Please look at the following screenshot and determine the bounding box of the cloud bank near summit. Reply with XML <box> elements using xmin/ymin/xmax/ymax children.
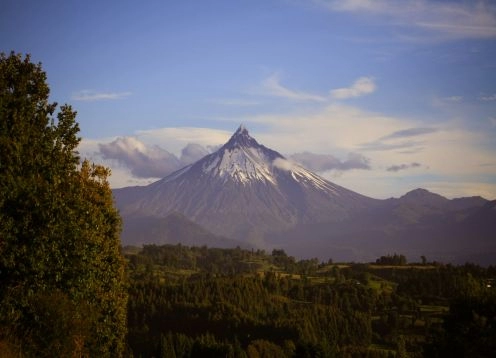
<box><xmin>95</xmin><ymin>135</ymin><xmax>372</xmax><ymax>180</ymax></box>
<box><xmin>289</xmin><ymin>152</ymin><xmax>370</xmax><ymax>172</ymax></box>
<box><xmin>99</xmin><ymin>138</ymin><xmax>210</xmax><ymax>178</ymax></box>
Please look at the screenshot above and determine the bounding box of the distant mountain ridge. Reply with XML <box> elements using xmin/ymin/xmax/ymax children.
<box><xmin>270</xmin><ymin>188</ymin><xmax>495</xmax><ymax>264</ymax></box>
<box><xmin>114</xmin><ymin>126</ymin><xmax>496</xmax><ymax>265</ymax></box>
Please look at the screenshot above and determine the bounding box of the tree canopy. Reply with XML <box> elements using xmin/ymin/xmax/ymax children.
<box><xmin>0</xmin><ymin>52</ymin><xmax>126</xmax><ymax>357</ymax></box>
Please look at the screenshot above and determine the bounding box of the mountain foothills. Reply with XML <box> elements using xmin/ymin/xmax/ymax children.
<box><xmin>114</xmin><ymin>126</ymin><xmax>496</xmax><ymax>265</ymax></box>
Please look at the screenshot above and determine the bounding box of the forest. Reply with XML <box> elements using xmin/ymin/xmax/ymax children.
<box><xmin>124</xmin><ymin>244</ymin><xmax>496</xmax><ymax>357</ymax></box>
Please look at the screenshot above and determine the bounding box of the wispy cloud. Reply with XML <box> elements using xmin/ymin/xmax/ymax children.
<box><xmin>479</xmin><ymin>93</ymin><xmax>496</xmax><ymax>101</ymax></box>
<box><xmin>208</xmin><ymin>98</ymin><xmax>261</xmax><ymax>107</ymax></box>
<box><xmin>290</xmin><ymin>151</ymin><xmax>370</xmax><ymax>172</ymax></box>
<box><xmin>331</xmin><ymin>77</ymin><xmax>376</xmax><ymax>99</ymax></box>
<box><xmin>432</xmin><ymin>95</ymin><xmax>465</xmax><ymax>108</ymax></box>
<box><xmin>260</xmin><ymin>73</ymin><xmax>376</xmax><ymax>102</ymax></box>
<box><xmin>360</xmin><ymin>127</ymin><xmax>437</xmax><ymax>152</ymax></box>
<box><xmin>262</xmin><ymin>73</ymin><xmax>327</xmax><ymax>102</ymax></box>
<box><xmin>442</xmin><ymin>96</ymin><xmax>463</xmax><ymax>102</ymax></box>
<box><xmin>136</xmin><ymin>127</ymin><xmax>230</xmax><ymax>154</ymax></box>
<box><xmin>386</xmin><ymin>162</ymin><xmax>422</xmax><ymax>172</ymax></box>
<box><xmin>315</xmin><ymin>0</ymin><xmax>496</xmax><ymax>40</ymax></box>
<box><xmin>381</xmin><ymin>127</ymin><xmax>439</xmax><ymax>140</ymax></box>
<box><xmin>360</xmin><ymin>140</ymin><xmax>423</xmax><ymax>152</ymax></box>
<box><xmin>72</xmin><ymin>90</ymin><xmax>132</xmax><ymax>101</ymax></box>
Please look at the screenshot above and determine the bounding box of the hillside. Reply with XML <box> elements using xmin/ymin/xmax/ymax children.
<box><xmin>125</xmin><ymin>244</ymin><xmax>496</xmax><ymax>357</ymax></box>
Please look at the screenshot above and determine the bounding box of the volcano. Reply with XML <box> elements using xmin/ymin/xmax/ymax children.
<box><xmin>114</xmin><ymin>125</ymin><xmax>375</xmax><ymax>245</ymax></box>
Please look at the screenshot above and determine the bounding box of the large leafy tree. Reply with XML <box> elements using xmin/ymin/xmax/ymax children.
<box><xmin>0</xmin><ymin>52</ymin><xmax>126</xmax><ymax>357</ymax></box>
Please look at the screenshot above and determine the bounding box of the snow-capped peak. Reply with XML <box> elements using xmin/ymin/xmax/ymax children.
<box><xmin>195</xmin><ymin>125</ymin><xmax>338</xmax><ymax>193</ymax></box>
<box><xmin>157</xmin><ymin>125</ymin><xmax>346</xmax><ymax>197</ymax></box>
<box><xmin>223</xmin><ymin>124</ymin><xmax>260</xmax><ymax>150</ymax></box>
<box><xmin>201</xmin><ymin>125</ymin><xmax>279</xmax><ymax>184</ymax></box>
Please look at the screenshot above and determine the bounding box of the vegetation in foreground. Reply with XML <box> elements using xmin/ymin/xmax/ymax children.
<box><xmin>0</xmin><ymin>52</ymin><xmax>127</xmax><ymax>357</ymax></box>
<box><xmin>125</xmin><ymin>245</ymin><xmax>496</xmax><ymax>357</ymax></box>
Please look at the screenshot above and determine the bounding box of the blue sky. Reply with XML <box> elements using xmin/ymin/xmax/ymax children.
<box><xmin>2</xmin><ymin>0</ymin><xmax>496</xmax><ymax>199</ymax></box>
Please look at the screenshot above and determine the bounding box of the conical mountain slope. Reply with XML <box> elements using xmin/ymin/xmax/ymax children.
<box><xmin>114</xmin><ymin>126</ymin><xmax>376</xmax><ymax>244</ymax></box>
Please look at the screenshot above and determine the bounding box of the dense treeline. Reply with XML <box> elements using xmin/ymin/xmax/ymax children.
<box><xmin>124</xmin><ymin>245</ymin><xmax>496</xmax><ymax>357</ymax></box>
<box><xmin>375</xmin><ymin>254</ymin><xmax>407</xmax><ymax>266</ymax></box>
<box><xmin>393</xmin><ymin>264</ymin><xmax>496</xmax><ymax>299</ymax></box>
<box><xmin>126</xmin><ymin>248</ymin><xmax>374</xmax><ymax>356</ymax></box>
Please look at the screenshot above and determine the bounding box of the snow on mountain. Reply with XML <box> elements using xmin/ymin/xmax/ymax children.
<box><xmin>114</xmin><ymin>125</ymin><xmax>375</xmax><ymax>245</ymax></box>
<box><xmin>200</xmin><ymin>126</ymin><xmax>278</xmax><ymax>185</ymax></box>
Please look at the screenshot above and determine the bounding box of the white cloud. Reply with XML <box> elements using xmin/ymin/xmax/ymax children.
<box><xmin>381</xmin><ymin>127</ymin><xmax>439</xmax><ymax>140</ymax></box>
<box><xmin>479</xmin><ymin>94</ymin><xmax>496</xmax><ymax>101</ymax></box>
<box><xmin>262</xmin><ymin>73</ymin><xmax>327</xmax><ymax>102</ymax></box>
<box><xmin>94</xmin><ymin>136</ymin><xmax>214</xmax><ymax>180</ymax></box>
<box><xmin>72</xmin><ymin>90</ymin><xmax>132</xmax><ymax>101</ymax></box>
<box><xmin>316</xmin><ymin>0</ymin><xmax>496</xmax><ymax>40</ymax></box>
<box><xmin>78</xmin><ymin>128</ymin><xmax>232</xmax><ymax>188</ymax></box>
<box><xmin>442</xmin><ymin>96</ymin><xmax>463</xmax><ymax>102</ymax></box>
<box><xmin>386</xmin><ymin>162</ymin><xmax>422</xmax><ymax>172</ymax></box>
<box><xmin>208</xmin><ymin>98</ymin><xmax>261</xmax><ymax>106</ymax></box>
<box><xmin>78</xmin><ymin>127</ymin><xmax>229</xmax><ymax>188</ymax></box>
<box><xmin>290</xmin><ymin>152</ymin><xmax>370</xmax><ymax>172</ymax></box>
<box><xmin>273</xmin><ymin>158</ymin><xmax>299</xmax><ymax>171</ymax></box>
<box><xmin>180</xmin><ymin>143</ymin><xmax>210</xmax><ymax>164</ymax></box>
<box><xmin>256</xmin><ymin>73</ymin><xmax>377</xmax><ymax>103</ymax></box>
<box><xmin>78</xmin><ymin>138</ymin><xmax>156</xmax><ymax>187</ymax></box>
<box><xmin>331</xmin><ymin>77</ymin><xmax>376</xmax><ymax>99</ymax></box>
<box><xmin>136</xmin><ymin>127</ymin><xmax>231</xmax><ymax>154</ymax></box>
<box><xmin>79</xmin><ymin>104</ymin><xmax>496</xmax><ymax>199</ymax></box>
<box><xmin>248</xmin><ymin>103</ymin><xmax>407</xmax><ymax>153</ymax></box>
<box><xmin>432</xmin><ymin>95</ymin><xmax>465</xmax><ymax>108</ymax></box>
<box><xmin>360</xmin><ymin>127</ymin><xmax>438</xmax><ymax>152</ymax></box>
<box><xmin>99</xmin><ymin>137</ymin><xmax>181</xmax><ymax>178</ymax></box>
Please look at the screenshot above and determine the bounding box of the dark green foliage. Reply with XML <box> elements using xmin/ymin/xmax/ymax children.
<box><xmin>11</xmin><ymin>290</ymin><xmax>93</xmax><ymax>357</ymax></box>
<box><xmin>126</xmin><ymin>245</ymin><xmax>377</xmax><ymax>356</ymax></box>
<box><xmin>376</xmin><ymin>254</ymin><xmax>407</xmax><ymax>266</ymax></box>
<box><xmin>125</xmin><ymin>245</ymin><xmax>496</xmax><ymax>357</ymax></box>
<box><xmin>393</xmin><ymin>263</ymin><xmax>487</xmax><ymax>299</ymax></box>
<box><xmin>424</xmin><ymin>293</ymin><xmax>496</xmax><ymax>357</ymax></box>
<box><xmin>0</xmin><ymin>52</ymin><xmax>126</xmax><ymax>356</ymax></box>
